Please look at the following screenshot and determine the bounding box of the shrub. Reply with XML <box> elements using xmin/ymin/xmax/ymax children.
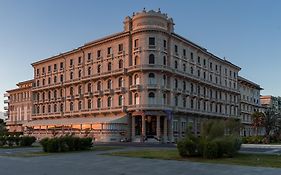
<box><xmin>177</xmin><ymin>138</ymin><xmax>198</xmax><ymax>157</ymax></box>
<box><xmin>40</xmin><ymin>136</ymin><xmax>93</xmax><ymax>153</ymax></box>
<box><xmin>20</xmin><ymin>136</ymin><xmax>36</xmax><ymax>147</ymax></box>
<box><xmin>203</xmin><ymin>141</ymin><xmax>219</xmax><ymax>159</ymax></box>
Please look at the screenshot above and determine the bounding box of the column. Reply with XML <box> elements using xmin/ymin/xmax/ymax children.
<box><xmin>168</xmin><ymin>118</ymin><xmax>174</xmax><ymax>143</ymax></box>
<box><xmin>156</xmin><ymin>116</ymin><xmax>161</xmax><ymax>139</ymax></box>
<box><xmin>163</xmin><ymin>117</ymin><xmax>168</xmax><ymax>142</ymax></box>
<box><xmin>141</xmin><ymin>115</ymin><xmax>146</xmax><ymax>142</ymax></box>
<box><xmin>178</xmin><ymin>118</ymin><xmax>182</xmax><ymax>139</ymax></box>
<box><xmin>131</xmin><ymin>116</ymin><xmax>135</xmax><ymax>141</ymax></box>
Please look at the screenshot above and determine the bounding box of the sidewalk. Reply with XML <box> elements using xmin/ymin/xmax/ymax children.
<box><xmin>242</xmin><ymin>144</ymin><xmax>281</xmax><ymax>149</ymax></box>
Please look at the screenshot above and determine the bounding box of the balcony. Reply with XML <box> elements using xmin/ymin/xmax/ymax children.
<box><xmin>115</xmin><ymin>87</ymin><xmax>126</xmax><ymax>93</ymax></box>
<box><xmin>129</xmin><ymin>84</ymin><xmax>141</xmax><ymax>91</ymax></box>
<box><xmin>93</xmin><ymin>90</ymin><xmax>103</xmax><ymax>96</ymax></box>
<box><xmin>107</xmin><ymin>54</ymin><xmax>113</xmax><ymax>59</ymax></box>
<box><xmin>75</xmin><ymin>94</ymin><xmax>84</xmax><ymax>99</ymax></box>
<box><xmin>133</xmin><ymin>47</ymin><xmax>141</xmax><ymax>52</ymax></box>
<box><xmin>4</xmin><ymin>106</ymin><xmax>8</xmax><ymax>110</ymax></box>
<box><xmin>4</xmin><ymin>99</ymin><xmax>9</xmax><ymax>104</ymax></box>
<box><xmin>103</xmin><ymin>89</ymin><xmax>114</xmax><ymax>95</ymax></box>
<box><xmin>84</xmin><ymin>92</ymin><xmax>93</xmax><ymax>98</ymax></box>
<box><xmin>4</xmin><ymin>93</ymin><xmax>9</xmax><ymax>97</ymax></box>
<box><xmin>66</xmin><ymin>95</ymin><xmax>74</xmax><ymax>101</ymax></box>
<box><xmin>147</xmin><ymin>84</ymin><xmax>158</xmax><ymax>89</ymax></box>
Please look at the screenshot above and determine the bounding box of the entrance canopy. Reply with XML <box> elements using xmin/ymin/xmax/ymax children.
<box><xmin>132</xmin><ymin>110</ymin><xmax>166</xmax><ymax>116</ymax></box>
<box><xmin>23</xmin><ymin>116</ymin><xmax>128</xmax><ymax>127</ymax></box>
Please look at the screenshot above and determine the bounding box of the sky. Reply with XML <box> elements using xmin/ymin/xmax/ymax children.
<box><xmin>0</xmin><ymin>0</ymin><xmax>281</xmax><ymax>113</ymax></box>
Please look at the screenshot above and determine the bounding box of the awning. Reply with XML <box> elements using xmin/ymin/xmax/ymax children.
<box><xmin>23</xmin><ymin>115</ymin><xmax>128</xmax><ymax>127</ymax></box>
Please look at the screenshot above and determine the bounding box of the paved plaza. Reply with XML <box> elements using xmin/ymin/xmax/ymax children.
<box><xmin>0</xmin><ymin>146</ymin><xmax>281</xmax><ymax>175</ymax></box>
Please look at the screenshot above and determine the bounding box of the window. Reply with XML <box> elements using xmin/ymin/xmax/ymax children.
<box><xmin>183</xmin><ymin>97</ymin><xmax>186</xmax><ymax>107</ymax></box>
<box><xmin>118</xmin><ymin>44</ymin><xmax>123</xmax><ymax>52</ymax></box>
<box><xmin>42</xmin><ymin>67</ymin><xmax>45</xmax><ymax>74</ymax></box>
<box><xmin>183</xmin><ymin>81</ymin><xmax>186</xmax><ymax>90</ymax></box>
<box><xmin>163</xmin><ymin>40</ymin><xmax>167</xmax><ymax>49</ymax></box>
<box><xmin>108</xmin><ymin>62</ymin><xmax>112</xmax><ymax>71</ymax></box>
<box><xmin>149</xmin><ymin>54</ymin><xmax>155</xmax><ymax>64</ymax></box>
<box><xmin>197</xmin><ymin>70</ymin><xmax>200</xmax><ymax>77</ymax></box>
<box><xmin>42</xmin><ymin>79</ymin><xmax>45</xmax><ymax>86</ymax></box>
<box><xmin>54</xmin><ymin>104</ymin><xmax>57</xmax><ymax>113</ymax></box>
<box><xmin>70</xmin><ymin>102</ymin><xmax>74</xmax><ymax>111</ymax></box>
<box><xmin>78</xmin><ymin>85</ymin><xmax>82</xmax><ymax>95</ymax></box>
<box><xmin>134</xmin><ymin>93</ymin><xmax>140</xmax><ymax>105</ymax></box>
<box><xmin>174</xmin><ymin>60</ymin><xmax>178</xmax><ymax>69</ymax></box>
<box><xmin>163</xmin><ymin>56</ymin><xmax>166</xmax><ymax>65</ymax></box>
<box><xmin>60</xmin><ymin>74</ymin><xmax>63</xmax><ymax>82</ymax></box>
<box><xmin>174</xmin><ymin>45</ymin><xmax>178</xmax><ymax>54</ymax></box>
<box><xmin>118</xmin><ymin>95</ymin><xmax>123</xmax><ymax>106</ymax></box>
<box><xmin>174</xmin><ymin>95</ymin><xmax>178</xmax><ymax>106</ymax></box>
<box><xmin>134</xmin><ymin>74</ymin><xmax>140</xmax><ymax>85</ymax></box>
<box><xmin>191</xmin><ymin>83</ymin><xmax>194</xmax><ymax>93</ymax></box>
<box><xmin>88</xmin><ymin>67</ymin><xmax>91</xmax><ymax>75</ymax></box>
<box><xmin>78</xmin><ymin>70</ymin><xmax>82</xmax><ymax>78</ymax></box>
<box><xmin>88</xmin><ymin>99</ymin><xmax>92</xmax><ymax>109</ymax></box>
<box><xmin>162</xmin><ymin>93</ymin><xmax>166</xmax><ymax>105</ymax></box>
<box><xmin>107</xmin><ymin>79</ymin><xmax>112</xmax><ymax>89</ymax></box>
<box><xmin>197</xmin><ymin>56</ymin><xmax>200</xmax><ymax>64</ymax></box>
<box><xmin>107</xmin><ymin>96</ymin><xmax>112</xmax><ymax>107</ymax></box>
<box><xmin>134</xmin><ymin>56</ymin><xmax>139</xmax><ymax>65</ymax></box>
<box><xmin>148</xmin><ymin>92</ymin><xmax>155</xmax><ymax>104</ymax></box>
<box><xmin>78</xmin><ymin>101</ymin><xmax>82</xmax><ymax>110</ymax></box>
<box><xmin>118</xmin><ymin>77</ymin><xmax>123</xmax><ymax>87</ymax></box>
<box><xmin>190</xmin><ymin>67</ymin><xmax>193</xmax><ymax>74</ymax></box>
<box><xmin>203</xmin><ymin>59</ymin><xmax>206</xmax><ymax>66</ymax></box>
<box><xmin>190</xmin><ymin>52</ymin><xmax>193</xmax><ymax>60</ymax></box>
<box><xmin>53</xmin><ymin>90</ymin><xmax>57</xmax><ymax>99</ymax></box>
<box><xmin>87</xmin><ymin>53</ymin><xmax>91</xmax><ymax>60</ymax></box>
<box><xmin>54</xmin><ymin>76</ymin><xmax>57</xmax><ymax>83</ymax></box>
<box><xmin>87</xmin><ymin>83</ymin><xmax>92</xmax><ymax>92</ymax></box>
<box><xmin>97</xmin><ymin>81</ymin><xmax>101</xmax><ymax>91</ymax></box>
<box><xmin>48</xmin><ymin>77</ymin><xmax>51</xmax><ymax>84</ymax></box>
<box><xmin>70</xmin><ymin>72</ymin><xmax>74</xmax><ymax>80</ymax></box>
<box><xmin>36</xmin><ymin>69</ymin><xmax>40</xmax><ymax>76</ymax></box>
<box><xmin>183</xmin><ymin>64</ymin><xmax>186</xmax><ymax>72</ymax></box>
<box><xmin>97</xmin><ymin>64</ymin><xmax>101</xmax><ymax>73</ymax></box>
<box><xmin>107</xmin><ymin>47</ymin><xmax>112</xmax><ymax>55</ymax></box>
<box><xmin>78</xmin><ymin>57</ymin><xmax>82</xmax><ymax>64</ymax></box>
<box><xmin>60</xmin><ymin>103</ymin><xmax>63</xmax><ymax>112</ymax></box>
<box><xmin>70</xmin><ymin>59</ymin><xmax>73</xmax><ymax>67</ymax></box>
<box><xmin>149</xmin><ymin>37</ymin><xmax>155</xmax><ymax>46</ymax></box>
<box><xmin>148</xmin><ymin>73</ymin><xmax>155</xmax><ymax>84</ymax></box>
<box><xmin>183</xmin><ymin>49</ymin><xmax>186</xmax><ymax>57</ymax></box>
<box><xmin>54</xmin><ymin>64</ymin><xmax>57</xmax><ymax>71</ymax></box>
<box><xmin>210</xmin><ymin>62</ymin><xmax>213</xmax><ymax>70</ymax></box>
<box><xmin>70</xmin><ymin>87</ymin><xmax>74</xmax><ymax>96</ymax></box>
<box><xmin>191</xmin><ymin>98</ymin><xmax>194</xmax><ymax>109</ymax></box>
<box><xmin>97</xmin><ymin>50</ymin><xmax>101</xmax><ymax>58</ymax></box>
<box><xmin>119</xmin><ymin>59</ymin><xmax>123</xmax><ymax>69</ymax></box>
<box><xmin>134</xmin><ymin>39</ymin><xmax>139</xmax><ymax>48</ymax></box>
<box><xmin>60</xmin><ymin>62</ymin><xmax>64</xmax><ymax>70</ymax></box>
<box><xmin>97</xmin><ymin>98</ymin><xmax>101</xmax><ymax>108</ymax></box>
<box><xmin>48</xmin><ymin>65</ymin><xmax>51</xmax><ymax>73</ymax></box>
<box><xmin>174</xmin><ymin>79</ymin><xmax>178</xmax><ymax>89</ymax></box>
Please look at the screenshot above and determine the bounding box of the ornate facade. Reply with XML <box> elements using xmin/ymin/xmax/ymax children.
<box><xmin>6</xmin><ymin>10</ymin><xmax>242</xmax><ymax>142</ymax></box>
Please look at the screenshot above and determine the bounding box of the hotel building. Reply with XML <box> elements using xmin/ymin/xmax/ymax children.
<box><xmin>7</xmin><ymin>10</ymin><xmax>242</xmax><ymax>142</ymax></box>
<box><xmin>5</xmin><ymin>80</ymin><xmax>33</xmax><ymax>133</ymax></box>
<box><xmin>238</xmin><ymin>76</ymin><xmax>263</xmax><ymax>136</ymax></box>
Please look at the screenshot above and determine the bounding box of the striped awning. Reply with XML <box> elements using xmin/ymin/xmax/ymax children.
<box><xmin>23</xmin><ymin>115</ymin><xmax>128</xmax><ymax>127</ymax></box>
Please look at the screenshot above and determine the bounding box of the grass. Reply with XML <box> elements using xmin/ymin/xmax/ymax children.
<box><xmin>107</xmin><ymin>149</ymin><xmax>281</xmax><ymax>168</ymax></box>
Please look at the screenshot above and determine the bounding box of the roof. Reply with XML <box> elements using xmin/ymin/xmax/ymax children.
<box><xmin>6</xmin><ymin>79</ymin><xmax>33</xmax><ymax>93</ymax></box>
<box><xmin>238</xmin><ymin>76</ymin><xmax>263</xmax><ymax>90</ymax></box>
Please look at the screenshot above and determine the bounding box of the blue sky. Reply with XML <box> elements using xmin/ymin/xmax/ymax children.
<box><xmin>0</xmin><ymin>0</ymin><xmax>281</xmax><ymax>113</ymax></box>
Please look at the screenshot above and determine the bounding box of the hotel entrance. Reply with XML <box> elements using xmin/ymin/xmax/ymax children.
<box><xmin>145</xmin><ymin>116</ymin><xmax>156</xmax><ymax>137</ymax></box>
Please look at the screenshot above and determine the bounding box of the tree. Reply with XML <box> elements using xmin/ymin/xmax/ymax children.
<box><xmin>251</xmin><ymin>111</ymin><xmax>265</xmax><ymax>136</ymax></box>
<box><xmin>0</xmin><ymin>119</ymin><xmax>7</xmax><ymax>136</ymax></box>
<box><xmin>263</xmin><ymin>109</ymin><xmax>279</xmax><ymax>137</ymax></box>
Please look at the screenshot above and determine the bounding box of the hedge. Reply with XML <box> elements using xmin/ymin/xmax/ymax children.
<box><xmin>40</xmin><ymin>136</ymin><xmax>93</xmax><ymax>153</ymax></box>
<box><xmin>0</xmin><ymin>135</ymin><xmax>36</xmax><ymax>147</ymax></box>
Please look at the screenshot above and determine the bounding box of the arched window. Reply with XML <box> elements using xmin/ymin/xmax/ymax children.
<box><xmin>97</xmin><ymin>81</ymin><xmax>101</xmax><ymax>91</ymax></box>
<box><xmin>53</xmin><ymin>90</ymin><xmax>57</xmax><ymax>99</ymax></box>
<box><xmin>97</xmin><ymin>64</ymin><xmax>101</xmax><ymax>73</ymax></box>
<box><xmin>42</xmin><ymin>79</ymin><xmax>45</xmax><ymax>86</ymax></box>
<box><xmin>97</xmin><ymin>98</ymin><xmax>101</xmax><ymax>108</ymax></box>
<box><xmin>48</xmin><ymin>91</ymin><xmax>51</xmax><ymax>100</ymax></box>
<box><xmin>42</xmin><ymin>105</ymin><xmax>45</xmax><ymax>113</ymax></box>
<box><xmin>88</xmin><ymin>67</ymin><xmax>91</xmax><ymax>76</ymax></box>
<box><xmin>148</xmin><ymin>73</ymin><xmax>155</xmax><ymax>84</ymax></box>
<box><xmin>118</xmin><ymin>77</ymin><xmax>123</xmax><ymax>87</ymax></box>
<box><xmin>70</xmin><ymin>72</ymin><xmax>74</xmax><ymax>80</ymax></box>
<box><xmin>107</xmin><ymin>79</ymin><xmax>112</xmax><ymax>89</ymax></box>
<box><xmin>60</xmin><ymin>74</ymin><xmax>63</xmax><ymax>82</ymax></box>
<box><xmin>54</xmin><ymin>104</ymin><xmax>57</xmax><ymax>112</ymax></box>
<box><xmin>88</xmin><ymin>99</ymin><xmax>92</xmax><ymax>109</ymax></box>
<box><xmin>134</xmin><ymin>56</ymin><xmax>139</xmax><ymax>65</ymax></box>
<box><xmin>183</xmin><ymin>81</ymin><xmax>186</xmax><ymax>91</ymax></box>
<box><xmin>149</xmin><ymin>54</ymin><xmax>155</xmax><ymax>64</ymax></box>
<box><xmin>148</xmin><ymin>92</ymin><xmax>155</xmax><ymax>104</ymax></box>
<box><xmin>70</xmin><ymin>102</ymin><xmax>74</xmax><ymax>111</ymax></box>
<box><xmin>48</xmin><ymin>104</ymin><xmax>51</xmax><ymax>113</ymax></box>
<box><xmin>134</xmin><ymin>74</ymin><xmax>140</xmax><ymax>85</ymax></box>
<box><xmin>162</xmin><ymin>75</ymin><xmax>166</xmax><ymax>86</ymax></box>
<box><xmin>54</xmin><ymin>76</ymin><xmax>57</xmax><ymax>83</ymax></box>
<box><xmin>42</xmin><ymin>92</ymin><xmax>45</xmax><ymax>101</ymax></box>
<box><xmin>88</xmin><ymin>83</ymin><xmax>92</xmax><ymax>92</ymax></box>
<box><xmin>119</xmin><ymin>59</ymin><xmax>123</xmax><ymax>69</ymax></box>
<box><xmin>78</xmin><ymin>70</ymin><xmax>82</xmax><ymax>78</ymax></box>
<box><xmin>118</xmin><ymin>95</ymin><xmax>123</xmax><ymax>106</ymax></box>
<box><xmin>78</xmin><ymin>85</ymin><xmax>82</xmax><ymax>95</ymax></box>
<box><xmin>107</xmin><ymin>96</ymin><xmax>112</xmax><ymax>107</ymax></box>
<box><xmin>108</xmin><ymin>62</ymin><xmax>112</xmax><ymax>71</ymax></box>
<box><xmin>191</xmin><ymin>83</ymin><xmax>194</xmax><ymax>93</ymax></box>
<box><xmin>37</xmin><ymin>106</ymin><xmax>40</xmax><ymax>114</ymax></box>
<box><xmin>60</xmin><ymin>103</ymin><xmax>63</xmax><ymax>112</ymax></box>
<box><xmin>78</xmin><ymin>101</ymin><xmax>82</xmax><ymax>110</ymax></box>
<box><xmin>70</xmin><ymin>87</ymin><xmax>74</xmax><ymax>96</ymax></box>
<box><xmin>162</xmin><ymin>93</ymin><xmax>166</xmax><ymax>105</ymax></box>
<box><xmin>48</xmin><ymin>77</ymin><xmax>51</xmax><ymax>84</ymax></box>
<box><xmin>134</xmin><ymin>93</ymin><xmax>140</xmax><ymax>105</ymax></box>
<box><xmin>174</xmin><ymin>79</ymin><xmax>178</xmax><ymax>89</ymax></box>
